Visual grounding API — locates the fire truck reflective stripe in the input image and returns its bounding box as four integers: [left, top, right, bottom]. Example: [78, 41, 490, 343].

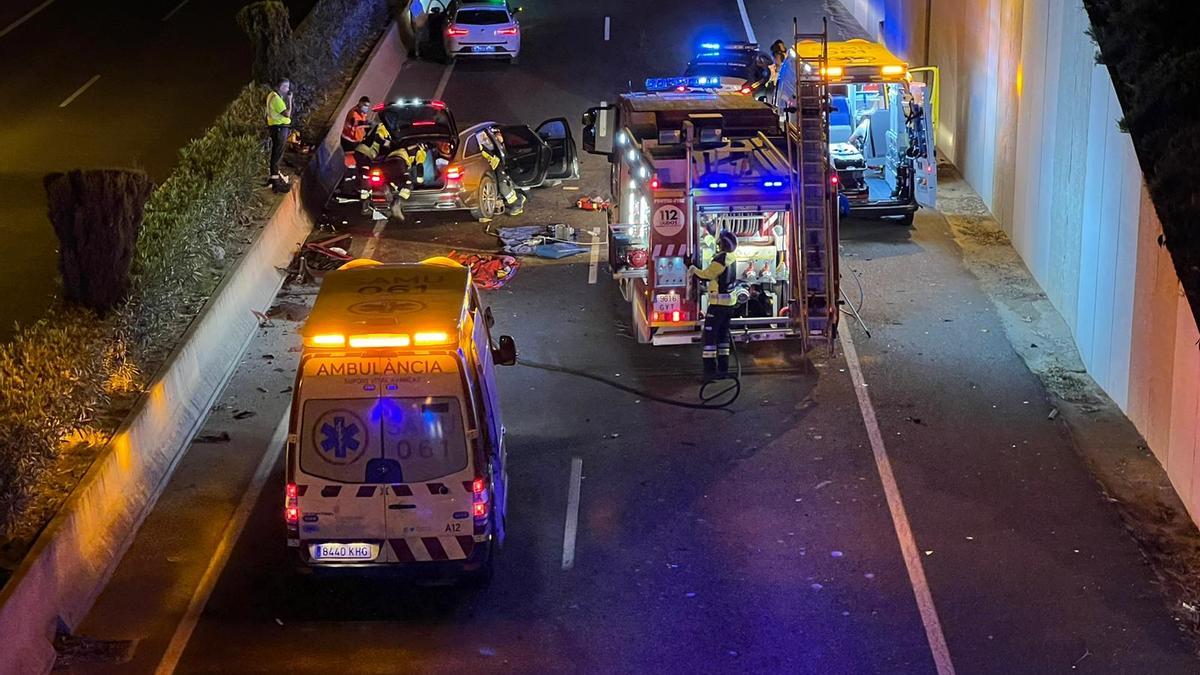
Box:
[652, 245, 661, 258]
[296, 485, 309, 496]
[389, 538, 417, 562]
[456, 535, 475, 557]
[763, 211, 779, 233]
[426, 482, 447, 495]
[407, 537, 433, 562]
[355, 485, 375, 497]
[391, 484, 413, 497]
[422, 537, 448, 560]
[320, 485, 342, 497]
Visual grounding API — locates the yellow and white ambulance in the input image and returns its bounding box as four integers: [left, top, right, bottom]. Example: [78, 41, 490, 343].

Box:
[285, 258, 516, 580]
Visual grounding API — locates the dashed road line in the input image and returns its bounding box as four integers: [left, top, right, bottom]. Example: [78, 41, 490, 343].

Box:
[154, 414, 289, 675]
[604, 16, 610, 41]
[0, 0, 55, 39]
[561, 457, 583, 570]
[588, 227, 601, 284]
[433, 61, 455, 100]
[161, 0, 190, 22]
[839, 328, 956, 675]
[59, 74, 100, 108]
[734, 0, 757, 44]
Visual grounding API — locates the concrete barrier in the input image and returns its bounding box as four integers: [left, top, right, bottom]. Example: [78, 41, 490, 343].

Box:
[0, 22, 405, 675]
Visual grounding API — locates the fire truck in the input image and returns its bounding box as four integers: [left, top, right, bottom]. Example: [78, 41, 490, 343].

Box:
[581, 28, 839, 352]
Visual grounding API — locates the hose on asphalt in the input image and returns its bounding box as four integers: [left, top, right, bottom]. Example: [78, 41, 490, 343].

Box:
[518, 335, 742, 411]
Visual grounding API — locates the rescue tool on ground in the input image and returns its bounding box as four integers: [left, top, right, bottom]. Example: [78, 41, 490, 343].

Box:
[286, 257, 517, 581]
[581, 22, 839, 353]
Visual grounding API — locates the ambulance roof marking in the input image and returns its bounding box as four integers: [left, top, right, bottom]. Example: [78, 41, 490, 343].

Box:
[301, 262, 470, 338]
[794, 38, 907, 71]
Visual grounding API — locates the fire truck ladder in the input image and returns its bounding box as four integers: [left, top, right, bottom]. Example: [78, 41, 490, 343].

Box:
[786, 18, 839, 352]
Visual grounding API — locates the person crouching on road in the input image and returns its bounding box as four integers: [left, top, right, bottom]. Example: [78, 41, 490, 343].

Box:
[266, 78, 294, 190]
[341, 96, 372, 152]
[689, 230, 739, 381]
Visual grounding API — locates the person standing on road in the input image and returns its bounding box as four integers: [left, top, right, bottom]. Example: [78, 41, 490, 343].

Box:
[478, 130, 524, 222]
[266, 78, 294, 189]
[689, 230, 739, 381]
[341, 96, 372, 152]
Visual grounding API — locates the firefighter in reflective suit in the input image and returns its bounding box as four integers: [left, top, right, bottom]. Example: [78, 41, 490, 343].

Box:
[689, 230, 738, 381]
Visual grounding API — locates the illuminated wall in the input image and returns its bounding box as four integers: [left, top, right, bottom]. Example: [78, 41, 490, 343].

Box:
[839, 0, 1200, 522]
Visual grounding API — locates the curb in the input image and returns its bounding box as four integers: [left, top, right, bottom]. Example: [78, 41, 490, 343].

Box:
[0, 23, 405, 675]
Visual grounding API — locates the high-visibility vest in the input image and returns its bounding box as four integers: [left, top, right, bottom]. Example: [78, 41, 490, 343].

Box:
[266, 91, 290, 127]
[695, 252, 738, 306]
[341, 110, 368, 142]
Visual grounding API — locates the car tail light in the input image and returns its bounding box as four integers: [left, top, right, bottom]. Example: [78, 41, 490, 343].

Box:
[650, 177, 660, 190]
[672, 310, 681, 322]
[446, 24, 469, 37]
[740, 84, 753, 95]
[495, 26, 519, 36]
[446, 164, 463, 182]
[830, 173, 839, 186]
[369, 168, 384, 185]
[371, 102, 385, 112]
[430, 100, 446, 109]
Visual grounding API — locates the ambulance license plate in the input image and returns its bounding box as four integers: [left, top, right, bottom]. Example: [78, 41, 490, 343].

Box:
[310, 542, 376, 561]
[653, 293, 681, 315]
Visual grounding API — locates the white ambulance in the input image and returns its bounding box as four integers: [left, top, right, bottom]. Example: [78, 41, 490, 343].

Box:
[285, 258, 516, 580]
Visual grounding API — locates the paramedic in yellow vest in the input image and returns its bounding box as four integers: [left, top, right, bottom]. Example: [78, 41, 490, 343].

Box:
[688, 230, 739, 380]
[265, 78, 293, 186]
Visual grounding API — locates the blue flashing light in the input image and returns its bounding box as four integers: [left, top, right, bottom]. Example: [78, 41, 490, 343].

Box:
[762, 179, 786, 188]
[700, 42, 720, 50]
[708, 181, 729, 189]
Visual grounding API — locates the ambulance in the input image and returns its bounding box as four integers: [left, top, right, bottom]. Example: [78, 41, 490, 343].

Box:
[795, 39, 939, 225]
[285, 258, 516, 580]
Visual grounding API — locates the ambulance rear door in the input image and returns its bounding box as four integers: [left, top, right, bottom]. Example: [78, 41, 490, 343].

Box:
[378, 353, 479, 563]
[909, 67, 939, 209]
[294, 355, 388, 564]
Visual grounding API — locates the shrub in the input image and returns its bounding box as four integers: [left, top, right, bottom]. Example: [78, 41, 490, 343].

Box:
[0, 0, 390, 533]
[44, 170, 154, 314]
[1083, 0, 1200, 326]
[236, 1, 297, 86]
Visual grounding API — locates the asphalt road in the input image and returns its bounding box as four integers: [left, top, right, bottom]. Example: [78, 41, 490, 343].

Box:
[72, 1, 1198, 673]
[0, 0, 315, 340]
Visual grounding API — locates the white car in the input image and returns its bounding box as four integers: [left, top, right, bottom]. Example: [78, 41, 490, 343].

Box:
[441, 1, 521, 63]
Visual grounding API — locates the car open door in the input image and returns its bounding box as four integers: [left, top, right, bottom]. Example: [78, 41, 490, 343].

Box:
[909, 67, 938, 209]
[498, 125, 550, 188]
[536, 118, 579, 181]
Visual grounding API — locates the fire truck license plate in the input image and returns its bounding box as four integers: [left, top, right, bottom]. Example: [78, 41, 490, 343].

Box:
[653, 293, 681, 315]
[310, 543, 377, 561]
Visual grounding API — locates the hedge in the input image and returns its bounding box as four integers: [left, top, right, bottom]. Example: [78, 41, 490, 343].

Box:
[0, 0, 390, 533]
[1083, 0, 1200, 327]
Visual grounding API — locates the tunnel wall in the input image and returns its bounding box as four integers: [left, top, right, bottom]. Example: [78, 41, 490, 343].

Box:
[837, 0, 1200, 521]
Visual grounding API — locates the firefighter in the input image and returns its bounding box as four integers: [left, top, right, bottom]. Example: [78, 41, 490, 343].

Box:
[478, 130, 525, 222]
[689, 230, 739, 380]
[341, 96, 372, 152]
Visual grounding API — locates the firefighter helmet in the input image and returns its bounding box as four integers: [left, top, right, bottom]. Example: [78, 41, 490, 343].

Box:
[717, 230, 738, 252]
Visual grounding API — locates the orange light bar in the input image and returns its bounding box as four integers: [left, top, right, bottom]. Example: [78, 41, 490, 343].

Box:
[822, 66, 844, 78]
[413, 331, 451, 346]
[881, 65, 906, 76]
[308, 334, 346, 347]
[349, 334, 412, 348]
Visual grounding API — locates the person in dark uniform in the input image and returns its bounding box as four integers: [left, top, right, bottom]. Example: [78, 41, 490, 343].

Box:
[689, 230, 739, 381]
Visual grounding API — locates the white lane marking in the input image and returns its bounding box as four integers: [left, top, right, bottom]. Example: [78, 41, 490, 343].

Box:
[561, 457, 583, 570]
[839, 328, 956, 675]
[361, 218, 387, 260]
[155, 414, 289, 675]
[58, 74, 100, 108]
[588, 227, 601, 284]
[363, 63, 456, 261]
[734, 0, 757, 44]
[0, 0, 55, 39]
[161, 0, 190, 21]
[433, 61, 456, 100]
[603, 16, 610, 41]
